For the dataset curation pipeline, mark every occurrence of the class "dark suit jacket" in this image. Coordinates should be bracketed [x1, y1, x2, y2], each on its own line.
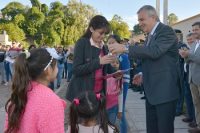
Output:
[66, 37, 114, 101]
[129, 23, 180, 105]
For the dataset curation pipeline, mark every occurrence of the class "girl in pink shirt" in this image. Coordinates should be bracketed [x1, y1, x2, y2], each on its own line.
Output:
[4, 48, 66, 133]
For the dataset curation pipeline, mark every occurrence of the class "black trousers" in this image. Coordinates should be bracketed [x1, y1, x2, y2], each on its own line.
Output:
[145, 99, 177, 133]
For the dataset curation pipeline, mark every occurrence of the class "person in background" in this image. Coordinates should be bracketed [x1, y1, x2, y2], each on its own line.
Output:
[179, 22, 200, 133]
[66, 91, 118, 133]
[181, 33, 196, 128]
[4, 48, 66, 133]
[0, 44, 6, 84]
[66, 46, 74, 82]
[28, 44, 36, 52]
[56, 46, 65, 88]
[4, 45, 12, 86]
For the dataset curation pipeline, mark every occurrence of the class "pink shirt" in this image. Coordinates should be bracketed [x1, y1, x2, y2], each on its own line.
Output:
[106, 77, 121, 109]
[4, 81, 66, 133]
[94, 50, 104, 93]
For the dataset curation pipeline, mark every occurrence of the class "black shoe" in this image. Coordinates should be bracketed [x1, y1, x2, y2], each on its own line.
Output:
[189, 121, 197, 128]
[188, 128, 200, 133]
[140, 96, 146, 100]
[182, 117, 193, 123]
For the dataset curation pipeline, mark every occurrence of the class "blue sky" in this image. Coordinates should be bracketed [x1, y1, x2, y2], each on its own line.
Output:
[1, 0, 200, 29]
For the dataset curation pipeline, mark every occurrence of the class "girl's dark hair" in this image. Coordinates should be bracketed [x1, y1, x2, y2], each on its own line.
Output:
[69, 91, 118, 133]
[82, 15, 110, 39]
[108, 34, 122, 43]
[5, 48, 57, 133]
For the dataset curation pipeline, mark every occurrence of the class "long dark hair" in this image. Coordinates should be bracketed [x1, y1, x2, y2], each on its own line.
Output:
[82, 15, 110, 39]
[5, 48, 57, 133]
[69, 91, 118, 133]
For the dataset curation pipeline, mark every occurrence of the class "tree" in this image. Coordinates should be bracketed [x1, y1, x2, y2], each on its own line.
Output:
[109, 14, 131, 39]
[30, 0, 41, 11]
[63, 0, 97, 45]
[0, 22, 25, 42]
[1, 2, 25, 20]
[167, 13, 178, 25]
[133, 24, 143, 35]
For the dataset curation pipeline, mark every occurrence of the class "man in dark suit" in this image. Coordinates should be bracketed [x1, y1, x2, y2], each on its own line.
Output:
[108, 5, 180, 133]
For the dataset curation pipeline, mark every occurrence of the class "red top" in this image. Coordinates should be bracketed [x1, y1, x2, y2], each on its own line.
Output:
[94, 49, 104, 93]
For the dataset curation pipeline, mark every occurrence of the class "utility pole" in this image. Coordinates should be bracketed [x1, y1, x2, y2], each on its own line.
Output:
[156, 0, 160, 18]
[163, 0, 168, 25]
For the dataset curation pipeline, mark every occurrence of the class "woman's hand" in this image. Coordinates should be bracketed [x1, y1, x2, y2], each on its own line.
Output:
[99, 55, 116, 65]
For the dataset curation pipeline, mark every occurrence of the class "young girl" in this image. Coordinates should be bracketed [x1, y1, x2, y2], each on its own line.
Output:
[4, 48, 66, 133]
[107, 35, 130, 133]
[66, 91, 119, 133]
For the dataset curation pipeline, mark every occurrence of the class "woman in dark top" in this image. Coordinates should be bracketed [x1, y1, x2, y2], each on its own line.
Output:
[66, 15, 116, 102]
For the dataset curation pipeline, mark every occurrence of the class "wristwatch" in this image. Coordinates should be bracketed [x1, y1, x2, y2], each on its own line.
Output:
[124, 45, 129, 54]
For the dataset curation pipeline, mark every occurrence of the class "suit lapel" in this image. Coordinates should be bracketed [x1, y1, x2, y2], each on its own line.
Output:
[148, 23, 163, 46]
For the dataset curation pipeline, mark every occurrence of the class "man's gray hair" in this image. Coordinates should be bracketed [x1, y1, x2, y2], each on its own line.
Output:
[137, 5, 160, 22]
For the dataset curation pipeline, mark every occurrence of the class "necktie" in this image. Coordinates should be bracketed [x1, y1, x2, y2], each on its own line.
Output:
[146, 34, 152, 46]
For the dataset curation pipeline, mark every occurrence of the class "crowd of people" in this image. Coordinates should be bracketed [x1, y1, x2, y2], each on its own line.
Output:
[0, 4, 200, 133]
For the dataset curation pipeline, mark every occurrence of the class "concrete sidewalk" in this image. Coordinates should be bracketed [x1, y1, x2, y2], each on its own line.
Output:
[126, 89, 189, 133]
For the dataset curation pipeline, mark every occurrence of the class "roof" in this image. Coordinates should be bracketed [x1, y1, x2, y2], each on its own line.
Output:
[171, 14, 200, 26]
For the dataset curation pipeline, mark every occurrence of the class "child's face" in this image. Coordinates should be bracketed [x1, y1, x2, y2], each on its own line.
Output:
[107, 38, 117, 45]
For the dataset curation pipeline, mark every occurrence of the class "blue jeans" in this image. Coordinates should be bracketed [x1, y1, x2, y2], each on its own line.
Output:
[4, 62, 12, 82]
[107, 105, 118, 124]
[64, 62, 68, 79]
[67, 63, 72, 81]
[0, 62, 5, 82]
[57, 63, 64, 87]
[120, 82, 129, 133]
[184, 80, 195, 120]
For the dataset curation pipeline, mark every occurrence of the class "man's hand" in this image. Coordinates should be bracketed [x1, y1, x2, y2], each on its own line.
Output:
[179, 49, 189, 58]
[108, 43, 126, 54]
[132, 73, 143, 86]
[117, 112, 122, 119]
[99, 55, 116, 65]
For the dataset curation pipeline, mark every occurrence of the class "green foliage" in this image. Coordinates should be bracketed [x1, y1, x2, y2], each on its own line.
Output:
[0, 23, 25, 41]
[1, 2, 25, 20]
[25, 7, 45, 36]
[133, 24, 143, 35]
[168, 13, 178, 25]
[41, 4, 49, 16]
[110, 14, 131, 39]
[30, 0, 41, 10]
[50, 1, 63, 10]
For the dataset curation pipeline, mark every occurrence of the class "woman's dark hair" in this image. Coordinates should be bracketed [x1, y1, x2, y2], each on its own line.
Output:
[108, 34, 122, 43]
[69, 91, 118, 133]
[82, 15, 110, 39]
[5, 48, 57, 133]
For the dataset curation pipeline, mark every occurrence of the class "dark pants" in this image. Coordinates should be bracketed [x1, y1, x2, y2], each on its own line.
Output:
[184, 80, 195, 120]
[146, 99, 177, 133]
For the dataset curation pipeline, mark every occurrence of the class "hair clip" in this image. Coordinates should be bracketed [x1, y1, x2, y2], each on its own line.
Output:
[96, 93, 101, 100]
[73, 98, 80, 106]
[23, 51, 30, 59]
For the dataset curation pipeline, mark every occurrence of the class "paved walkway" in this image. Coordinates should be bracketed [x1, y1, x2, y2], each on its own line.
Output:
[126, 89, 189, 133]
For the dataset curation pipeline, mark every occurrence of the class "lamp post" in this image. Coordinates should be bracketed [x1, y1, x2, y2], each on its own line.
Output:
[163, 0, 168, 25]
[156, 0, 160, 18]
